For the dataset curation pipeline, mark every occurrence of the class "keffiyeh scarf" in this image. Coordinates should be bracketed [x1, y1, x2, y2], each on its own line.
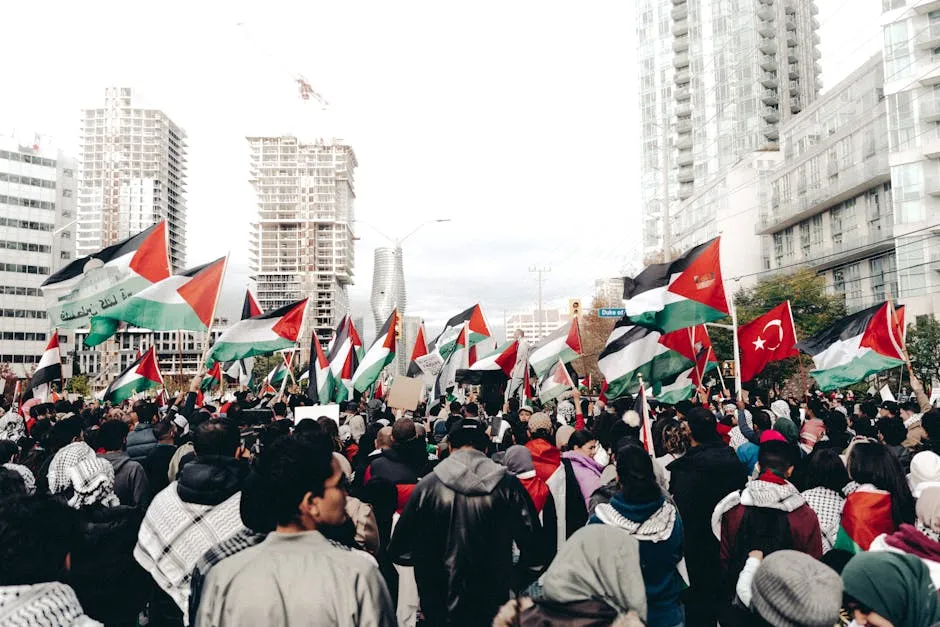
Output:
[0, 412, 25, 441]
[594, 500, 678, 542]
[3, 463, 35, 495]
[712, 474, 806, 539]
[0, 581, 100, 626]
[47, 442, 119, 508]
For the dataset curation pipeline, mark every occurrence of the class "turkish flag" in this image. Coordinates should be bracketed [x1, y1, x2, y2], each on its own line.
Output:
[738, 301, 798, 382]
[659, 324, 718, 385]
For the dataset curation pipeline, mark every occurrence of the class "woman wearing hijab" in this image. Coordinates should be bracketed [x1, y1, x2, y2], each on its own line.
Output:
[493, 525, 648, 626]
[502, 444, 558, 560]
[46, 441, 150, 625]
[870, 485, 940, 588]
[563, 430, 606, 509]
[842, 552, 940, 627]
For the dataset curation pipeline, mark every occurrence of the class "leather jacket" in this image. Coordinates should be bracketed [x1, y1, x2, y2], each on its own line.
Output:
[389, 448, 544, 626]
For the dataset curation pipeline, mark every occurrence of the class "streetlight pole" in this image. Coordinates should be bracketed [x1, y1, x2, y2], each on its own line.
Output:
[661, 121, 672, 262]
[528, 265, 551, 339]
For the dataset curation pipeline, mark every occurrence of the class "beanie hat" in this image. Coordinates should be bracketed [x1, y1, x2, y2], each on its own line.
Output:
[556, 425, 575, 449]
[528, 412, 553, 434]
[760, 430, 787, 444]
[908, 451, 940, 498]
[751, 550, 842, 627]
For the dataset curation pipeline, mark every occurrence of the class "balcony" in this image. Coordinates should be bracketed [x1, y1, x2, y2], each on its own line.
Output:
[789, 63, 799, 79]
[757, 154, 891, 234]
[672, 19, 689, 36]
[677, 166, 695, 183]
[671, 0, 685, 5]
[673, 35, 690, 52]
[676, 102, 693, 118]
[674, 52, 690, 69]
[676, 150, 694, 167]
[759, 24, 776, 38]
[671, 4, 687, 19]
[758, 6, 774, 20]
[759, 39, 776, 55]
[789, 80, 800, 95]
[809, 228, 898, 272]
[918, 59, 940, 86]
[676, 118, 693, 135]
[674, 68, 690, 84]
[761, 89, 779, 105]
[676, 136, 693, 150]
[913, 0, 940, 13]
[922, 100, 940, 122]
[763, 107, 781, 123]
[786, 18, 796, 31]
[760, 55, 777, 71]
[674, 85, 690, 101]
[763, 123, 779, 141]
[924, 135, 940, 159]
[916, 22, 940, 49]
[678, 182, 694, 199]
[926, 174, 940, 196]
[761, 72, 779, 88]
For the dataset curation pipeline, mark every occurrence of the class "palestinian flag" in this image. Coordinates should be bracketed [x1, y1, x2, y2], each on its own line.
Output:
[265, 361, 288, 388]
[406, 322, 428, 377]
[328, 316, 361, 402]
[597, 319, 694, 400]
[241, 289, 262, 319]
[84, 257, 227, 346]
[205, 299, 308, 365]
[539, 357, 575, 403]
[796, 302, 905, 391]
[103, 347, 164, 404]
[599, 380, 609, 404]
[352, 310, 399, 393]
[307, 333, 335, 404]
[623, 237, 729, 333]
[434, 324, 469, 400]
[456, 340, 519, 385]
[29, 332, 62, 401]
[658, 324, 718, 385]
[201, 362, 222, 391]
[430, 304, 492, 361]
[833, 486, 895, 554]
[42, 221, 171, 329]
[652, 368, 696, 405]
[529, 317, 583, 378]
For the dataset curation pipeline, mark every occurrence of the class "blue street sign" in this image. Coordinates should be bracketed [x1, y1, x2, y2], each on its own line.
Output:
[598, 308, 626, 318]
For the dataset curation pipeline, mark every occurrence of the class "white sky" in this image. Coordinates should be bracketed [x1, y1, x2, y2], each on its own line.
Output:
[2, 0, 881, 341]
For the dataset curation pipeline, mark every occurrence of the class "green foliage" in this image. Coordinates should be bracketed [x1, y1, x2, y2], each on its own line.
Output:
[907, 314, 940, 386]
[251, 354, 285, 386]
[710, 269, 845, 390]
[66, 374, 91, 398]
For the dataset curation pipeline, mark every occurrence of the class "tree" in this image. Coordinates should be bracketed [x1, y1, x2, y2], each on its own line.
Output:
[66, 374, 91, 398]
[573, 297, 616, 389]
[252, 354, 286, 388]
[710, 269, 845, 392]
[907, 314, 940, 394]
[0, 364, 17, 407]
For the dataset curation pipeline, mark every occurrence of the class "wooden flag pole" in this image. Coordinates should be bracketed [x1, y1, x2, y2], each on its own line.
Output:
[197, 254, 230, 372]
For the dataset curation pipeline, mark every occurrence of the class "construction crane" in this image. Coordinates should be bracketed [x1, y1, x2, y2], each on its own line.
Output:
[235, 21, 330, 108]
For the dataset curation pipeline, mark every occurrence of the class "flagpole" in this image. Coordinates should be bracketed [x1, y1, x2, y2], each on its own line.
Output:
[786, 301, 809, 399]
[198, 254, 230, 370]
[713, 346, 728, 392]
[689, 326, 704, 387]
[728, 290, 743, 400]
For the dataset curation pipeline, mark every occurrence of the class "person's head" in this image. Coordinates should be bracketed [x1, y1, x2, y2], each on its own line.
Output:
[806, 398, 826, 421]
[501, 445, 535, 476]
[923, 409, 940, 442]
[753, 409, 774, 435]
[317, 417, 342, 452]
[375, 426, 393, 450]
[507, 397, 520, 414]
[193, 419, 241, 458]
[527, 412, 554, 442]
[265, 434, 347, 531]
[0, 467, 26, 498]
[0, 496, 80, 585]
[900, 400, 919, 421]
[272, 402, 287, 418]
[518, 405, 533, 422]
[879, 400, 899, 420]
[848, 441, 915, 526]
[391, 417, 417, 444]
[758, 440, 799, 480]
[133, 400, 158, 424]
[555, 425, 576, 451]
[47, 416, 83, 453]
[616, 443, 661, 504]
[916, 486, 940, 537]
[463, 403, 479, 418]
[799, 448, 850, 493]
[751, 550, 843, 627]
[842, 552, 939, 627]
[153, 418, 176, 443]
[567, 429, 598, 459]
[686, 407, 720, 445]
[0, 439, 17, 464]
[54, 399, 72, 415]
[876, 417, 907, 447]
[97, 419, 130, 452]
[449, 401, 462, 415]
[447, 418, 489, 451]
[660, 418, 691, 456]
[674, 400, 694, 418]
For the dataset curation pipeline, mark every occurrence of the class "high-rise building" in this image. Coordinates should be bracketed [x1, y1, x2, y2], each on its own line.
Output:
[759, 54, 893, 313]
[0, 134, 77, 377]
[879, 3, 940, 316]
[640, 0, 821, 260]
[247, 136, 356, 356]
[504, 309, 570, 343]
[77, 87, 188, 270]
[371, 246, 407, 373]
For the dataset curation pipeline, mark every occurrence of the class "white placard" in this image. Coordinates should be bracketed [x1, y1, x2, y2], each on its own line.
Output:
[879, 384, 896, 403]
[294, 404, 340, 425]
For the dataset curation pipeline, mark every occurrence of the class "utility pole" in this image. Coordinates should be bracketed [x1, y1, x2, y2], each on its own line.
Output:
[661, 120, 672, 262]
[528, 266, 551, 340]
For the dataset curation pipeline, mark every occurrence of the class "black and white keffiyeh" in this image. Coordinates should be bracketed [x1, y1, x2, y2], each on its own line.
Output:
[3, 463, 35, 495]
[0, 581, 100, 626]
[594, 500, 678, 542]
[802, 486, 845, 552]
[47, 442, 119, 508]
[0, 411, 25, 441]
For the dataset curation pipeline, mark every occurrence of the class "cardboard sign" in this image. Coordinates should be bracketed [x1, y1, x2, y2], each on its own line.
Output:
[879, 384, 896, 403]
[387, 376, 424, 411]
[294, 404, 340, 425]
[414, 352, 444, 376]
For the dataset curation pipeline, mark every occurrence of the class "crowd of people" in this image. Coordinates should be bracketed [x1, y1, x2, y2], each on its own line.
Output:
[3, 373, 940, 627]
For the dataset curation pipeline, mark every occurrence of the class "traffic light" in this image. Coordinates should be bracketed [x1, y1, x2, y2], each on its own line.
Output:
[569, 298, 582, 318]
[722, 360, 736, 379]
[395, 314, 403, 340]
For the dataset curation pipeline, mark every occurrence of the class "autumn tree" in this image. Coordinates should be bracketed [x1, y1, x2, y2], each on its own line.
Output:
[66, 374, 91, 398]
[573, 297, 617, 390]
[907, 315, 940, 387]
[252, 354, 286, 388]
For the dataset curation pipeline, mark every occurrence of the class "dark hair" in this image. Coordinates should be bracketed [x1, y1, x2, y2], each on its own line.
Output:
[798, 448, 850, 493]
[272, 402, 287, 417]
[261, 435, 334, 526]
[758, 440, 799, 476]
[0, 467, 25, 497]
[675, 400, 694, 416]
[391, 418, 416, 443]
[293, 418, 322, 437]
[877, 418, 907, 447]
[661, 419, 690, 456]
[448, 419, 489, 451]
[98, 419, 130, 452]
[463, 403, 479, 417]
[47, 416, 83, 453]
[193, 419, 240, 458]
[806, 398, 825, 419]
[153, 418, 175, 440]
[923, 409, 940, 441]
[226, 403, 244, 426]
[71, 399, 84, 414]
[0, 439, 16, 464]
[133, 401, 158, 424]
[686, 407, 720, 444]
[317, 417, 342, 452]
[848, 441, 915, 526]
[900, 400, 919, 414]
[753, 409, 773, 433]
[508, 397, 520, 413]
[859, 402, 878, 420]
[567, 429, 596, 451]
[616, 443, 661, 503]
[0, 496, 79, 585]
[54, 399, 72, 414]
[449, 401, 462, 414]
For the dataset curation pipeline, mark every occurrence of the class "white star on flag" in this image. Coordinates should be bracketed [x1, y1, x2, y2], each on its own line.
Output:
[753, 336, 766, 350]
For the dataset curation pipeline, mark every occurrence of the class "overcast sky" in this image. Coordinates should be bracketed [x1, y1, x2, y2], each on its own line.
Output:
[2, 0, 881, 341]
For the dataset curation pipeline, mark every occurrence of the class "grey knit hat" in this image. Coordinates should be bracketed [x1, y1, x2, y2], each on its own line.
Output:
[751, 550, 842, 627]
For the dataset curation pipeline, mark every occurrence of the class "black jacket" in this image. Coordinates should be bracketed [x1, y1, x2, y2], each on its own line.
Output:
[126, 422, 158, 462]
[667, 442, 747, 625]
[70, 504, 150, 625]
[143, 442, 177, 496]
[176, 456, 249, 506]
[390, 448, 544, 626]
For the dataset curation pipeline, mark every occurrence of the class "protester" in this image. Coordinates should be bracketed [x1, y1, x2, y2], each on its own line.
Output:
[869, 484, 940, 588]
[842, 551, 940, 627]
[908, 450, 940, 497]
[525, 412, 561, 481]
[798, 448, 850, 552]
[735, 409, 772, 475]
[134, 420, 248, 625]
[366, 418, 426, 513]
[126, 401, 160, 462]
[501, 444, 557, 557]
[590, 443, 684, 627]
[901, 400, 926, 449]
[389, 418, 544, 626]
[194, 435, 394, 626]
[878, 416, 913, 473]
[666, 407, 747, 627]
[744, 550, 843, 627]
[144, 418, 178, 496]
[98, 418, 151, 508]
[563, 430, 605, 509]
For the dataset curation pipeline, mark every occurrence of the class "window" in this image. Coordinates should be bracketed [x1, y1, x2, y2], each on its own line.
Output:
[871, 254, 898, 303]
[60, 251, 71, 260]
[898, 237, 927, 296]
[888, 92, 916, 151]
[62, 168, 74, 177]
[892, 163, 924, 223]
[884, 22, 912, 80]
